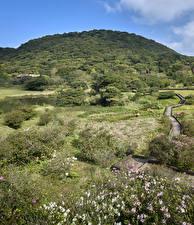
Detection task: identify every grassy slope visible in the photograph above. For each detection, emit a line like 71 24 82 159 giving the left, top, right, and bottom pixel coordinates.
0 90 193 202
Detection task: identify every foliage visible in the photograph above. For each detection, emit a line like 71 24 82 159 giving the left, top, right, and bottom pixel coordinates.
0 30 193 88
41 152 77 179
3 106 36 129
4 110 25 129
0 126 66 166
149 134 194 171
56 88 86 106
41 170 193 225
38 109 54 126
73 127 131 167
181 120 194 137
185 95 194 105
158 91 175 99
0 166 44 224
99 85 123 106
24 76 49 91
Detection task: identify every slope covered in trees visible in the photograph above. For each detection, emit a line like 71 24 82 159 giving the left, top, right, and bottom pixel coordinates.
0 29 193 88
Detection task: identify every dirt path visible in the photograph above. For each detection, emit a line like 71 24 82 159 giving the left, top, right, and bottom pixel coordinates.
164 94 186 137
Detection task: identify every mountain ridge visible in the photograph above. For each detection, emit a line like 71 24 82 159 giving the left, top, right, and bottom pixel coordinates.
0 29 193 76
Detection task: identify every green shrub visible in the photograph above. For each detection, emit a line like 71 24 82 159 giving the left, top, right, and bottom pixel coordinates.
4 110 25 129
0 166 46 224
185 95 194 105
149 135 176 165
17 105 36 120
41 171 194 225
41 152 77 179
56 88 86 106
149 134 194 171
73 127 131 167
158 91 175 99
182 120 194 136
0 126 66 166
38 110 54 126
3 106 36 129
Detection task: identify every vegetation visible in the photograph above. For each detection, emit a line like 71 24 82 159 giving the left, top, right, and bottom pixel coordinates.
0 29 193 224
0 30 193 91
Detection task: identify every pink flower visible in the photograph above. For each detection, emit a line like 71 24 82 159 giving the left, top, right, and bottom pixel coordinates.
3 212 7 216
32 199 36 203
131 208 136 213
131 163 136 168
0 176 4 180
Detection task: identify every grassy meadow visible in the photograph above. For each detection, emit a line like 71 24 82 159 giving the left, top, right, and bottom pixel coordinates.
0 89 193 224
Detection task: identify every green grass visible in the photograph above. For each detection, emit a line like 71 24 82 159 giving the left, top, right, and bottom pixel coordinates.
0 87 54 99
0 90 193 206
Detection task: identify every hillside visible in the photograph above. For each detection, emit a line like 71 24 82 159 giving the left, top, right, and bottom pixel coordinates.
0 30 193 77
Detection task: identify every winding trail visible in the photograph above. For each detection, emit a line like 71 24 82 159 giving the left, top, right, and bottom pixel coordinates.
164 94 186 137
114 93 194 182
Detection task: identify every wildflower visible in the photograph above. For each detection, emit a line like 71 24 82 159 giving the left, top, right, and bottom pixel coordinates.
3 212 7 216
162 219 166 224
32 199 36 203
65 172 69 176
0 176 4 180
131 208 136 213
180 208 185 213
147 205 153 211
131 163 136 168
164 213 171 218
175 177 180 182
159 200 163 205
135 201 141 206
182 222 186 225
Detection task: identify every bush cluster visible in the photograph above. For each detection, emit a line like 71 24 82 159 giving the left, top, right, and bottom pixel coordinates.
3 106 36 129
73 127 132 167
149 134 194 171
38 110 54 126
158 91 175 99
41 151 78 179
41 170 193 225
0 126 66 166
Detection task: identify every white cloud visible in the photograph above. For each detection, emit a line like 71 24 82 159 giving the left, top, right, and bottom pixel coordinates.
169 20 194 56
104 0 194 23
103 2 116 13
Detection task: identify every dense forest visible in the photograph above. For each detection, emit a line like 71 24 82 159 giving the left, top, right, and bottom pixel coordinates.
0 30 194 88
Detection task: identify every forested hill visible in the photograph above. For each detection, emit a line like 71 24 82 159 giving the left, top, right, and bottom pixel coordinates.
0 29 193 78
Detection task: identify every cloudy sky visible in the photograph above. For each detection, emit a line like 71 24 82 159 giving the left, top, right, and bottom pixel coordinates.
0 0 194 56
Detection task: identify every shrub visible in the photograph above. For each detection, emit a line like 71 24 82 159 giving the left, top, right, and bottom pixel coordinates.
158 91 175 99
41 170 194 225
41 152 77 179
4 110 24 129
38 110 54 126
181 120 194 137
185 95 194 105
73 127 131 167
149 134 194 171
0 166 43 224
0 126 66 166
3 106 36 129
56 88 86 106
24 76 49 91
17 105 36 120
149 135 175 165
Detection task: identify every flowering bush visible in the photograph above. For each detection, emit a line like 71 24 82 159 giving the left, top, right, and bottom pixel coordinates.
41 170 193 224
149 134 194 171
41 152 77 179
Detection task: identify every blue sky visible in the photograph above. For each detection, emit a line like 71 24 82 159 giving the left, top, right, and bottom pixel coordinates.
1 0 194 56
